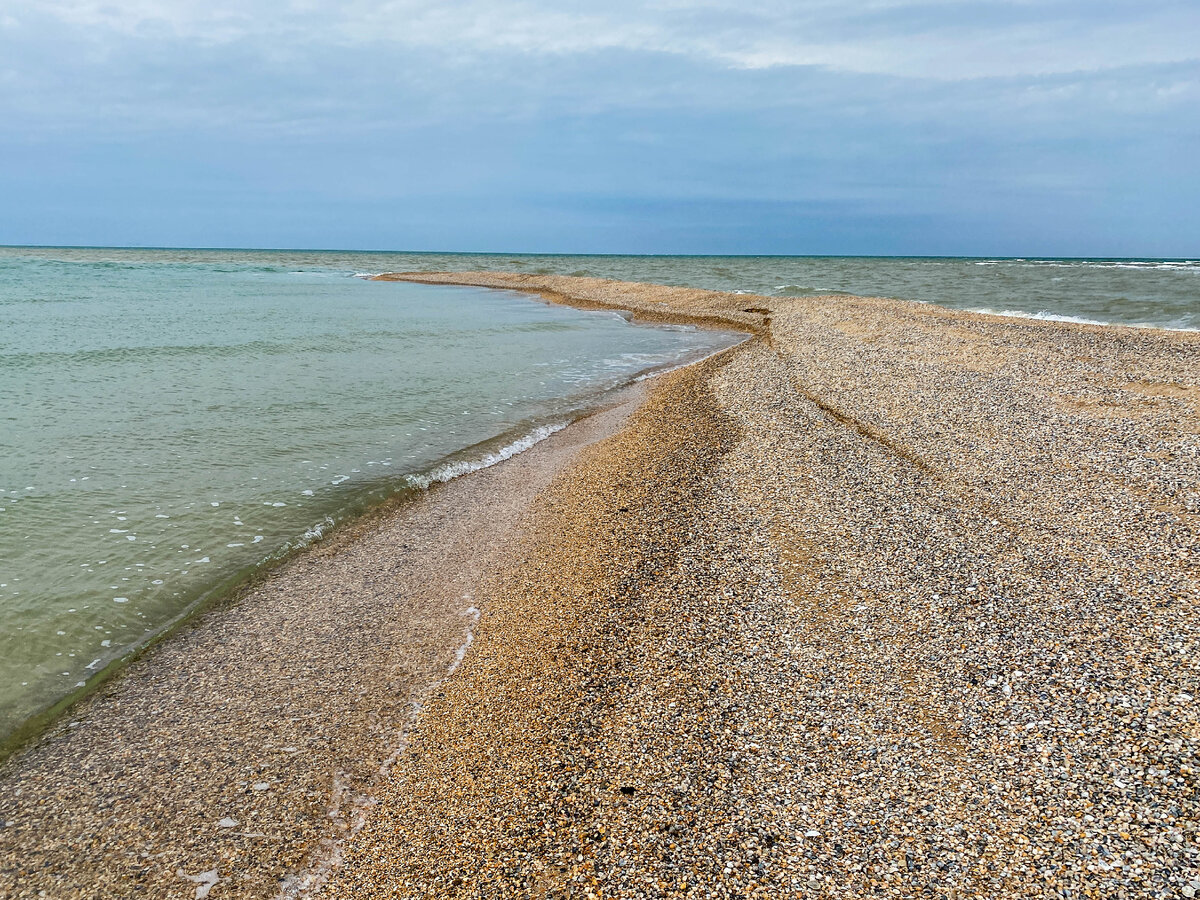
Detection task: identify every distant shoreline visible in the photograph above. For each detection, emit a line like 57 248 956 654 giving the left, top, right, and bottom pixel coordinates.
377 267 1200 334
4 245 1195 330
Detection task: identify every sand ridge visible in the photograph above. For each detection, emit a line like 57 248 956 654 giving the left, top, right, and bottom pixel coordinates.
333 273 1198 898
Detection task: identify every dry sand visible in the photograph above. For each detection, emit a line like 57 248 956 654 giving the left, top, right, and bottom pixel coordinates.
2 272 1197 899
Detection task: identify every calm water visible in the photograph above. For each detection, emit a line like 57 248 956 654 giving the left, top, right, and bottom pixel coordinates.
0 248 739 738
2 246 1196 739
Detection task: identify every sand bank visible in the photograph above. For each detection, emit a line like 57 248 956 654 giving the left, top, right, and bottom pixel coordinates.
3 273 1197 899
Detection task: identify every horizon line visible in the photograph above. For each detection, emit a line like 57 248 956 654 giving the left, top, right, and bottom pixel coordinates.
1 244 1194 262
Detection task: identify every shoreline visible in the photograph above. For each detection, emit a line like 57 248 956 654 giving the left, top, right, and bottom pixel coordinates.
0 375 673 898
378 269 1200 337
2 273 1197 898
0 306 742 765
0 417 588 765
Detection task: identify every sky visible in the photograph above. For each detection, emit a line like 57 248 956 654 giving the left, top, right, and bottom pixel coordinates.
1 0 1198 255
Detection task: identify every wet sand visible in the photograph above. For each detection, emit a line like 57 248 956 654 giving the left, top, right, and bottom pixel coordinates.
0 386 651 899
3 273 1198 899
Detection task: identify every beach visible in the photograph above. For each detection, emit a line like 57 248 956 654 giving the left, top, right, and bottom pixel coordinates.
2 274 1197 898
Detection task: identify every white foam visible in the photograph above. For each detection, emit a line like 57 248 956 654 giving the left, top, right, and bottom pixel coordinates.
178 869 219 899
974 259 1200 274
446 606 482 678
287 516 335 549
404 423 567 491
634 337 748 382
968 306 1199 332
277 601 482 899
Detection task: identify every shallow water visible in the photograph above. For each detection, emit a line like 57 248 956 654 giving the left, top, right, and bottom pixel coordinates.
0 249 738 738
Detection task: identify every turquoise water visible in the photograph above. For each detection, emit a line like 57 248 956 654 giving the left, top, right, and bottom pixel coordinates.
0 249 739 739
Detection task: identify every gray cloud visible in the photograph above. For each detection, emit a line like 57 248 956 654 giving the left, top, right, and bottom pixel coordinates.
1 0 1196 253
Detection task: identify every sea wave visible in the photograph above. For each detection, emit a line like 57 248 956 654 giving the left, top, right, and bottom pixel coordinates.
278 515 337 553
773 284 855 296
973 260 1200 273
633 337 749 382
403 423 568 490
968 307 1198 332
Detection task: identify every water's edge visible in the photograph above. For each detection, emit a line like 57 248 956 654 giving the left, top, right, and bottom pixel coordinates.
0 306 747 764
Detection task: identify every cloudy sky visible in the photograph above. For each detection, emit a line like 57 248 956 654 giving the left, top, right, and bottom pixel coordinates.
1 0 1197 255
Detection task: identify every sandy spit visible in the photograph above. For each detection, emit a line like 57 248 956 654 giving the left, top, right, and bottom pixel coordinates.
327 273 1197 899
3 270 1197 900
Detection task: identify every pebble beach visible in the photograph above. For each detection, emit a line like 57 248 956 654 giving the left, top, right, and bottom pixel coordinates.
2 273 1197 898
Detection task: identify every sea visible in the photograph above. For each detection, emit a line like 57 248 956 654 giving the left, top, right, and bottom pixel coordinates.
1 247 1196 742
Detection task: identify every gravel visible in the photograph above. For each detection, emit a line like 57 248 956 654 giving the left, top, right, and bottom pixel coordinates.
326 273 1197 899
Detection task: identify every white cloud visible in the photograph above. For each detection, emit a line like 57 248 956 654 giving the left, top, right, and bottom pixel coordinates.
14 0 1200 80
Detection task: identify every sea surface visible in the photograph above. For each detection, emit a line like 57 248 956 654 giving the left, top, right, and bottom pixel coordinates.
0 248 739 740
413 252 1194 330
1 247 1196 741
